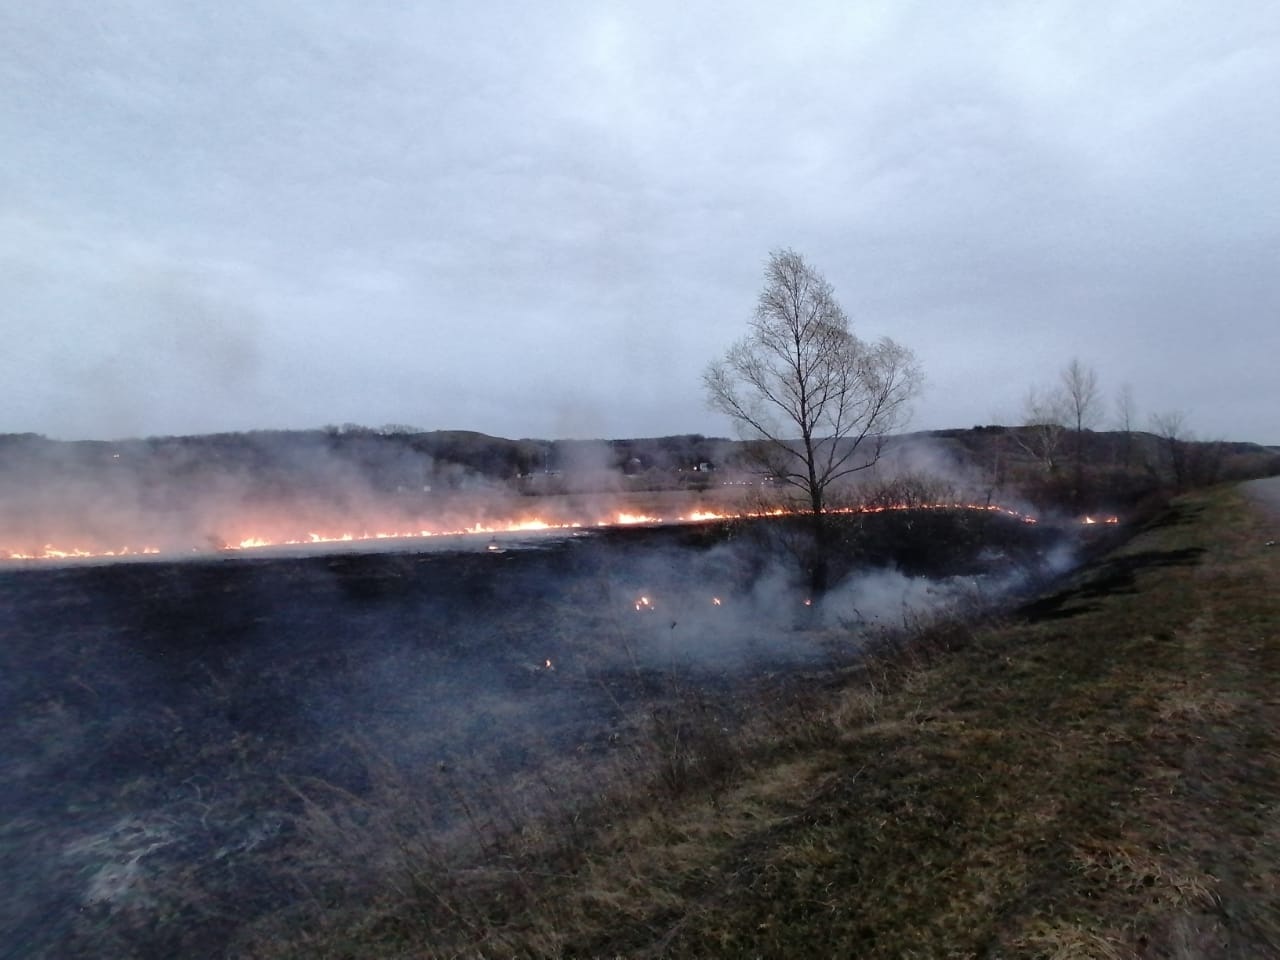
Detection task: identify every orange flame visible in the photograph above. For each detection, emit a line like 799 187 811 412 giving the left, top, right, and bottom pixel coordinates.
4 544 162 561
1 501 1049 563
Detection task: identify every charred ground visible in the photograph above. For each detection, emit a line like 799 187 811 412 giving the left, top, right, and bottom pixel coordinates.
1 509 1075 958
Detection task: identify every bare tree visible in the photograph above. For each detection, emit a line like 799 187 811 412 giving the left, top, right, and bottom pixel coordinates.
1060 358 1102 436
1114 383 1137 467
1015 358 1101 506
1150 410 1191 488
1060 358 1101 502
1015 386 1068 473
704 249 921 591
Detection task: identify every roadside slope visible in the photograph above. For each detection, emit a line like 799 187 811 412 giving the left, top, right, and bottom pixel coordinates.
579 486 1280 958
268 485 1280 959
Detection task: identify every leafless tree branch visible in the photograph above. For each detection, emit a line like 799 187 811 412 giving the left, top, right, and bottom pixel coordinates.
703 248 923 590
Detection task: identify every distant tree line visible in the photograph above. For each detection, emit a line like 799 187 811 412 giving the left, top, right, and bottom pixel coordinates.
1007 359 1276 510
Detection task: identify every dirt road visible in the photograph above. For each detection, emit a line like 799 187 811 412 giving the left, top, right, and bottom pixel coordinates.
1242 475 1280 523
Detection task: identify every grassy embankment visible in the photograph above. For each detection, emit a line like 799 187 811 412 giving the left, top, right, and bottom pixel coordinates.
269 486 1280 958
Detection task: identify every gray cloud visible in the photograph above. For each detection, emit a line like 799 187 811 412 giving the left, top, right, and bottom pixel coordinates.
1 1 1277 442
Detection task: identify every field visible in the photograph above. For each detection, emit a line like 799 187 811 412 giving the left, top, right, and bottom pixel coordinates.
250 485 1277 958
1 508 1066 958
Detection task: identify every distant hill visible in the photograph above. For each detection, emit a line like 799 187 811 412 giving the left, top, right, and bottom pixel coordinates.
0 428 742 514
0 426 1275 508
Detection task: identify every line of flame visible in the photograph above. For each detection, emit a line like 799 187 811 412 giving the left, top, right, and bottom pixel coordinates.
2 501 1054 562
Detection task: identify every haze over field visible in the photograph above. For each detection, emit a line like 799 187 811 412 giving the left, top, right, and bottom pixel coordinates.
2 2 1278 443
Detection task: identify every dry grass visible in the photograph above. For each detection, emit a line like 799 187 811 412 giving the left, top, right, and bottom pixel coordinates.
250 486 1280 958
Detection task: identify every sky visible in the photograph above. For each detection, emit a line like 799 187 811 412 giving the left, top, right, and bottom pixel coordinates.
2 1 1277 444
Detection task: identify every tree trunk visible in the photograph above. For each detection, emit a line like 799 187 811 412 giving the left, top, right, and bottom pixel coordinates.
808 509 830 597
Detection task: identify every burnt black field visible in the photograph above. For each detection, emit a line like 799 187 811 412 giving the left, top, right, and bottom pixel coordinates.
1 510 1072 959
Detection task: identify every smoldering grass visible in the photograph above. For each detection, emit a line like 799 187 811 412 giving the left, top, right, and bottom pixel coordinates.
7 504 1078 959
240 581 1007 959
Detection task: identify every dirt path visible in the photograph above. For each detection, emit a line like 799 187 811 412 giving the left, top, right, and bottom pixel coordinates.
1242 476 1280 525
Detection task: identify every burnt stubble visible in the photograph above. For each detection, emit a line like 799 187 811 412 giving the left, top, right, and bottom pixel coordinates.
0 512 1065 958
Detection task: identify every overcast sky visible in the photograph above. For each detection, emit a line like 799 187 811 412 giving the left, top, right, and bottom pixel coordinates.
2 1 1277 444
